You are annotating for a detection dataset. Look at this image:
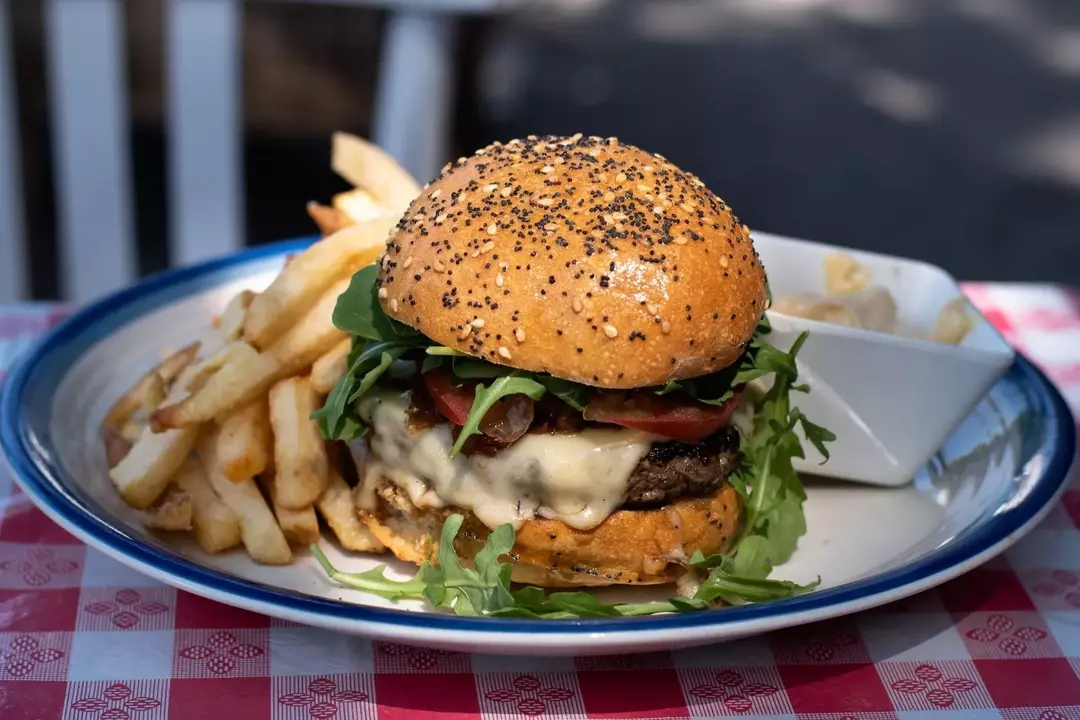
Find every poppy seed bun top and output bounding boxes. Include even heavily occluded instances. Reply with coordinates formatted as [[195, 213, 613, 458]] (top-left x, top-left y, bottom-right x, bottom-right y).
[[376, 134, 766, 388]]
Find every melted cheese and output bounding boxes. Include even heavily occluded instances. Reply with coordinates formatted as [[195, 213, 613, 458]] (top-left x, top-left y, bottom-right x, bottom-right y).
[[354, 392, 654, 531]]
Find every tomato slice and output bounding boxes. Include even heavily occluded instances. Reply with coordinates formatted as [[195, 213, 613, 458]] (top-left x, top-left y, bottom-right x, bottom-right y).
[[584, 391, 741, 444], [421, 369, 474, 426]]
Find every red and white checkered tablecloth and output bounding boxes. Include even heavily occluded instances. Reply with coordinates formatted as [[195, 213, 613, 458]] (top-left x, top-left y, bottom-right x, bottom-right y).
[[2, 286, 1080, 719]]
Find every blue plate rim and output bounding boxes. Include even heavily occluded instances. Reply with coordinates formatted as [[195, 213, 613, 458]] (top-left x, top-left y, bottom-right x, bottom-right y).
[[1, 238, 1075, 636]]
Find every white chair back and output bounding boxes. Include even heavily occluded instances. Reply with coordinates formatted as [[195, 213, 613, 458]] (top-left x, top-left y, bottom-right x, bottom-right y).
[[0, 0, 511, 304]]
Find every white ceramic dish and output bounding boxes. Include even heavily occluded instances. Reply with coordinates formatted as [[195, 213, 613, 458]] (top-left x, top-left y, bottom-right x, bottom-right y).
[[755, 233, 1016, 486], [0, 235, 1073, 655]]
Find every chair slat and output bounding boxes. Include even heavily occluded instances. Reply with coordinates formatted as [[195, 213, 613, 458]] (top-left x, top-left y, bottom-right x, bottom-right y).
[[0, 0, 26, 302], [166, 0, 243, 267], [45, 0, 135, 303], [372, 10, 454, 185]]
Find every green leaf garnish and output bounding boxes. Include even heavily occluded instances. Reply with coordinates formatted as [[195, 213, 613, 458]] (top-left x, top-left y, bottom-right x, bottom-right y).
[[331, 265, 423, 343], [312, 513, 817, 618], [450, 374, 548, 457]]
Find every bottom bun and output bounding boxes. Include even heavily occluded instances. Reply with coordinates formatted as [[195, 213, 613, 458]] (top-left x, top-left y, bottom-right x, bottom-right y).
[[356, 477, 744, 587]]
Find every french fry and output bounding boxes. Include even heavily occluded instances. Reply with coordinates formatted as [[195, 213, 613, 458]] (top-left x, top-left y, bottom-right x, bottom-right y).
[[142, 484, 193, 532], [108, 362, 208, 509], [184, 341, 259, 393], [197, 433, 291, 565], [333, 187, 386, 223], [217, 290, 255, 343], [269, 377, 329, 509], [119, 420, 145, 444], [151, 278, 349, 430], [306, 202, 354, 237], [100, 342, 200, 441], [310, 339, 351, 394], [172, 456, 242, 553], [142, 373, 166, 416], [317, 468, 384, 552], [216, 399, 271, 482], [242, 219, 393, 349], [331, 131, 421, 217], [103, 430, 134, 469], [260, 476, 320, 545]]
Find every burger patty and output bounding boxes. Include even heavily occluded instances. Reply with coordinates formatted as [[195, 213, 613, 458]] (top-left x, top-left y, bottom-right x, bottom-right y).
[[406, 386, 741, 507], [623, 426, 741, 507]]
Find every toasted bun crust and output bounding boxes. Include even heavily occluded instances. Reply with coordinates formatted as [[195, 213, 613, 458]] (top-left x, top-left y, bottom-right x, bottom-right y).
[[376, 135, 766, 389], [357, 476, 743, 587]]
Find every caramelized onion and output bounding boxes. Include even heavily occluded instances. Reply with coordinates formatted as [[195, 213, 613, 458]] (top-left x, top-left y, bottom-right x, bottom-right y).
[[479, 394, 535, 443]]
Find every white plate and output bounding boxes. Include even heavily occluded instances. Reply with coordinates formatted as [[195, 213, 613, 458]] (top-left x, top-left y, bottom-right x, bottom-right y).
[[0, 236, 1074, 655]]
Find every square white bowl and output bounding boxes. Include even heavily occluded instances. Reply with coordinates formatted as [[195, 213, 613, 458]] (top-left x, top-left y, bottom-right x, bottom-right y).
[[752, 231, 1016, 487]]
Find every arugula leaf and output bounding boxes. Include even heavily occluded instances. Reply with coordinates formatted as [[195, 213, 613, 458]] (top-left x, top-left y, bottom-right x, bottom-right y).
[[311, 341, 407, 440], [450, 358, 507, 380], [450, 374, 548, 457], [310, 547, 427, 600], [421, 355, 446, 374], [695, 569, 818, 605], [314, 513, 819, 619], [536, 376, 590, 411], [331, 265, 425, 343], [793, 408, 836, 461]]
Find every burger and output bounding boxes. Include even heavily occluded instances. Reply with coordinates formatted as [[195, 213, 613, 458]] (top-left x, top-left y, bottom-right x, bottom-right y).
[[315, 134, 832, 600]]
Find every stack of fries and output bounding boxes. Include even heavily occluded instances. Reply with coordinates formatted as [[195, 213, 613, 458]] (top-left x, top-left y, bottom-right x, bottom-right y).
[[100, 133, 421, 565]]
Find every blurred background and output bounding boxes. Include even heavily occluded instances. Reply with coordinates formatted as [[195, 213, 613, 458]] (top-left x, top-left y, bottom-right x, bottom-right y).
[[2, 0, 1079, 303]]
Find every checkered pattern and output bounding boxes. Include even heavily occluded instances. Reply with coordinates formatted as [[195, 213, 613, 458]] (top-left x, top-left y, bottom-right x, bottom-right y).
[[1, 287, 1080, 719]]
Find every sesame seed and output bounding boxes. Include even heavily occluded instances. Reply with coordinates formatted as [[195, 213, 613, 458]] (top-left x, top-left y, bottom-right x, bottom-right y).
[[487, 223, 498, 235], [434, 260, 446, 272], [604, 191, 615, 202], [377, 287, 388, 299], [603, 325, 618, 338], [616, 172, 627, 183], [646, 303, 659, 315], [572, 297, 584, 313], [402, 256, 413, 269], [637, 184, 649, 192], [643, 165, 654, 172], [459, 325, 472, 340], [496, 273, 504, 287], [652, 206, 663, 214], [544, 223, 557, 231], [540, 165, 555, 174], [719, 256, 729, 268], [498, 346, 512, 360], [514, 327, 526, 343], [537, 198, 554, 207], [389, 298, 399, 312], [500, 186, 513, 198], [429, 189, 441, 199], [481, 241, 495, 253], [661, 320, 672, 334], [484, 183, 498, 192], [471, 318, 485, 328], [680, 203, 694, 213], [436, 213, 447, 223], [674, 235, 688, 245]]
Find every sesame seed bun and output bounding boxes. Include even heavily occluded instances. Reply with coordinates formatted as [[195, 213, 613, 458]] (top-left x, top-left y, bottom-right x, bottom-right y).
[[358, 474, 743, 587], [377, 134, 766, 389]]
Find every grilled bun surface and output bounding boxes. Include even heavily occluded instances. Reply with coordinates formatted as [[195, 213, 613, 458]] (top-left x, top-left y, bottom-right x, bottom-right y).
[[357, 476, 744, 587], [375, 134, 766, 389]]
